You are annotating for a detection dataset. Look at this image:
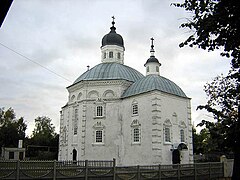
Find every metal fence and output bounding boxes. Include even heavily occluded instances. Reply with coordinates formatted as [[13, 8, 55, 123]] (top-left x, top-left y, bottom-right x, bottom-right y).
[[0, 159, 224, 180]]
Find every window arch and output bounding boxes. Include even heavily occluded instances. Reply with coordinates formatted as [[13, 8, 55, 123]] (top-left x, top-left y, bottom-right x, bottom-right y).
[[103, 90, 115, 98], [88, 90, 99, 99], [70, 95, 75, 102], [77, 92, 82, 100]]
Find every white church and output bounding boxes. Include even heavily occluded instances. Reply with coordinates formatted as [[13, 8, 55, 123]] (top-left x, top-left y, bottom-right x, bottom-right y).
[[58, 18, 193, 165]]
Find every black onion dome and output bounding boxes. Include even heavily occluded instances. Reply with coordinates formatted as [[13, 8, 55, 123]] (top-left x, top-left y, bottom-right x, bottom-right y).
[[146, 56, 160, 64], [101, 21, 124, 48]]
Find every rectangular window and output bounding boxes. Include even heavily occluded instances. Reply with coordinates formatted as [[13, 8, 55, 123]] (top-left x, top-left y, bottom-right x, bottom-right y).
[[180, 129, 185, 142], [165, 127, 171, 142], [117, 52, 121, 59], [133, 128, 140, 142], [132, 104, 138, 115], [9, 151, 14, 159], [109, 51, 113, 58], [96, 130, 103, 143], [96, 106, 103, 117]]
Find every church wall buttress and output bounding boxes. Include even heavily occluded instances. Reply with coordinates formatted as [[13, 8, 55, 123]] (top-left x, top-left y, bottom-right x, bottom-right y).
[[81, 101, 87, 156], [151, 96, 162, 164]]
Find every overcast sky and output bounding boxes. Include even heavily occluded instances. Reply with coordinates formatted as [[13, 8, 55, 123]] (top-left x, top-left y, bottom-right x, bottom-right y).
[[0, 0, 230, 136]]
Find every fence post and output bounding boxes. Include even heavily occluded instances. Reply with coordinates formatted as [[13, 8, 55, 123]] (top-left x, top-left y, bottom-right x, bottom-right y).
[[113, 158, 116, 180], [194, 163, 197, 180], [16, 160, 20, 180], [53, 160, 56, 180], [209, 162, 211, 179], [158, 164, 161, 180], [137, 165, 140, 180], [85, 160, 88, 180], [177, 164, 180, 180]]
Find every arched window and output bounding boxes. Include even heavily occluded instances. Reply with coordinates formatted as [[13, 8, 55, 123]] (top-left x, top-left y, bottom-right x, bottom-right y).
[[156, 66, 159, 72], [132, 101, 138, 115], [104, 52, 106, 59]]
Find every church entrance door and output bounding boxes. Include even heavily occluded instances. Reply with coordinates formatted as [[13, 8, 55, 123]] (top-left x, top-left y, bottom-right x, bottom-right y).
[[172, 149, 180, 164], [72, 149, 77, 161]]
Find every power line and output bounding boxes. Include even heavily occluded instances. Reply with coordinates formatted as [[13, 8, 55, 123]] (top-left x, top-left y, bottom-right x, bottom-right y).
[[0, 42, 72, 83]]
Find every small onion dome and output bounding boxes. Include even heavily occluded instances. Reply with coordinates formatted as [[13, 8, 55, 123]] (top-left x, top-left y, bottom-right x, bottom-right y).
[[101, 17, 124, 48]]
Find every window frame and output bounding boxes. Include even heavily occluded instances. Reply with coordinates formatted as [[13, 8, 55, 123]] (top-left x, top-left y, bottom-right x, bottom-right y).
[[117, 52, 121, 59], [96, 105, 103, 117], [95, 130, 103, 143], [164, 127, 171, 143], [132, 104, 138, 116], [180, 129, 185, 142], [9, 151, 14, 159], [109, 51, 113, 58], [133, 128, 140, 143]]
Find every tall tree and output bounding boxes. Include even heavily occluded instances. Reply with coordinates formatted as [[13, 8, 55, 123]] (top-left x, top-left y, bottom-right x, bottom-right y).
[[31, 116, 56, 146], [28, 116, 58, 160], [0, 107, 27, 149], [173, 0, 240, 178]]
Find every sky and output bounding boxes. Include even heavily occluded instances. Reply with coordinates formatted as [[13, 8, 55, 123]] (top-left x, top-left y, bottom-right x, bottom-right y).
[[0, 0, 230, 136]]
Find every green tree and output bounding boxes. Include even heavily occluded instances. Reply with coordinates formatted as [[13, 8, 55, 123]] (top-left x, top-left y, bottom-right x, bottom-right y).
[[31, 116, 56, 146], [173, 0, 240, 68], [28, 116, 58, 159], [173, 0, 239, 178], [0, 107, 27, 150]]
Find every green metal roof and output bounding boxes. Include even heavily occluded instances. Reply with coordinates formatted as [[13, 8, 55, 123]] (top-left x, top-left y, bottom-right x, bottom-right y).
[[122, 74, 187, 98], [73, 63, 144, 84]]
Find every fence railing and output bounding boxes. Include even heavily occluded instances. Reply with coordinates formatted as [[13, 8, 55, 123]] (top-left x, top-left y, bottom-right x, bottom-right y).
[[0, 159, 224, 180]]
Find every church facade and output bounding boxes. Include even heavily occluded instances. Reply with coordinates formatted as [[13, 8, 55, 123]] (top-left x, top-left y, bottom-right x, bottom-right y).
[[58, 19, 193, 165]]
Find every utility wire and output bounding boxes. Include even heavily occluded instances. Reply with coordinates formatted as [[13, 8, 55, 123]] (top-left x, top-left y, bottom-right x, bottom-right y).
[[0, 42, 72, 83]]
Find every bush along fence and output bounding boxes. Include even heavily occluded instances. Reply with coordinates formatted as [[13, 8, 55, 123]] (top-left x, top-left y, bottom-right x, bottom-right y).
[[0, 159, 224, 180]]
